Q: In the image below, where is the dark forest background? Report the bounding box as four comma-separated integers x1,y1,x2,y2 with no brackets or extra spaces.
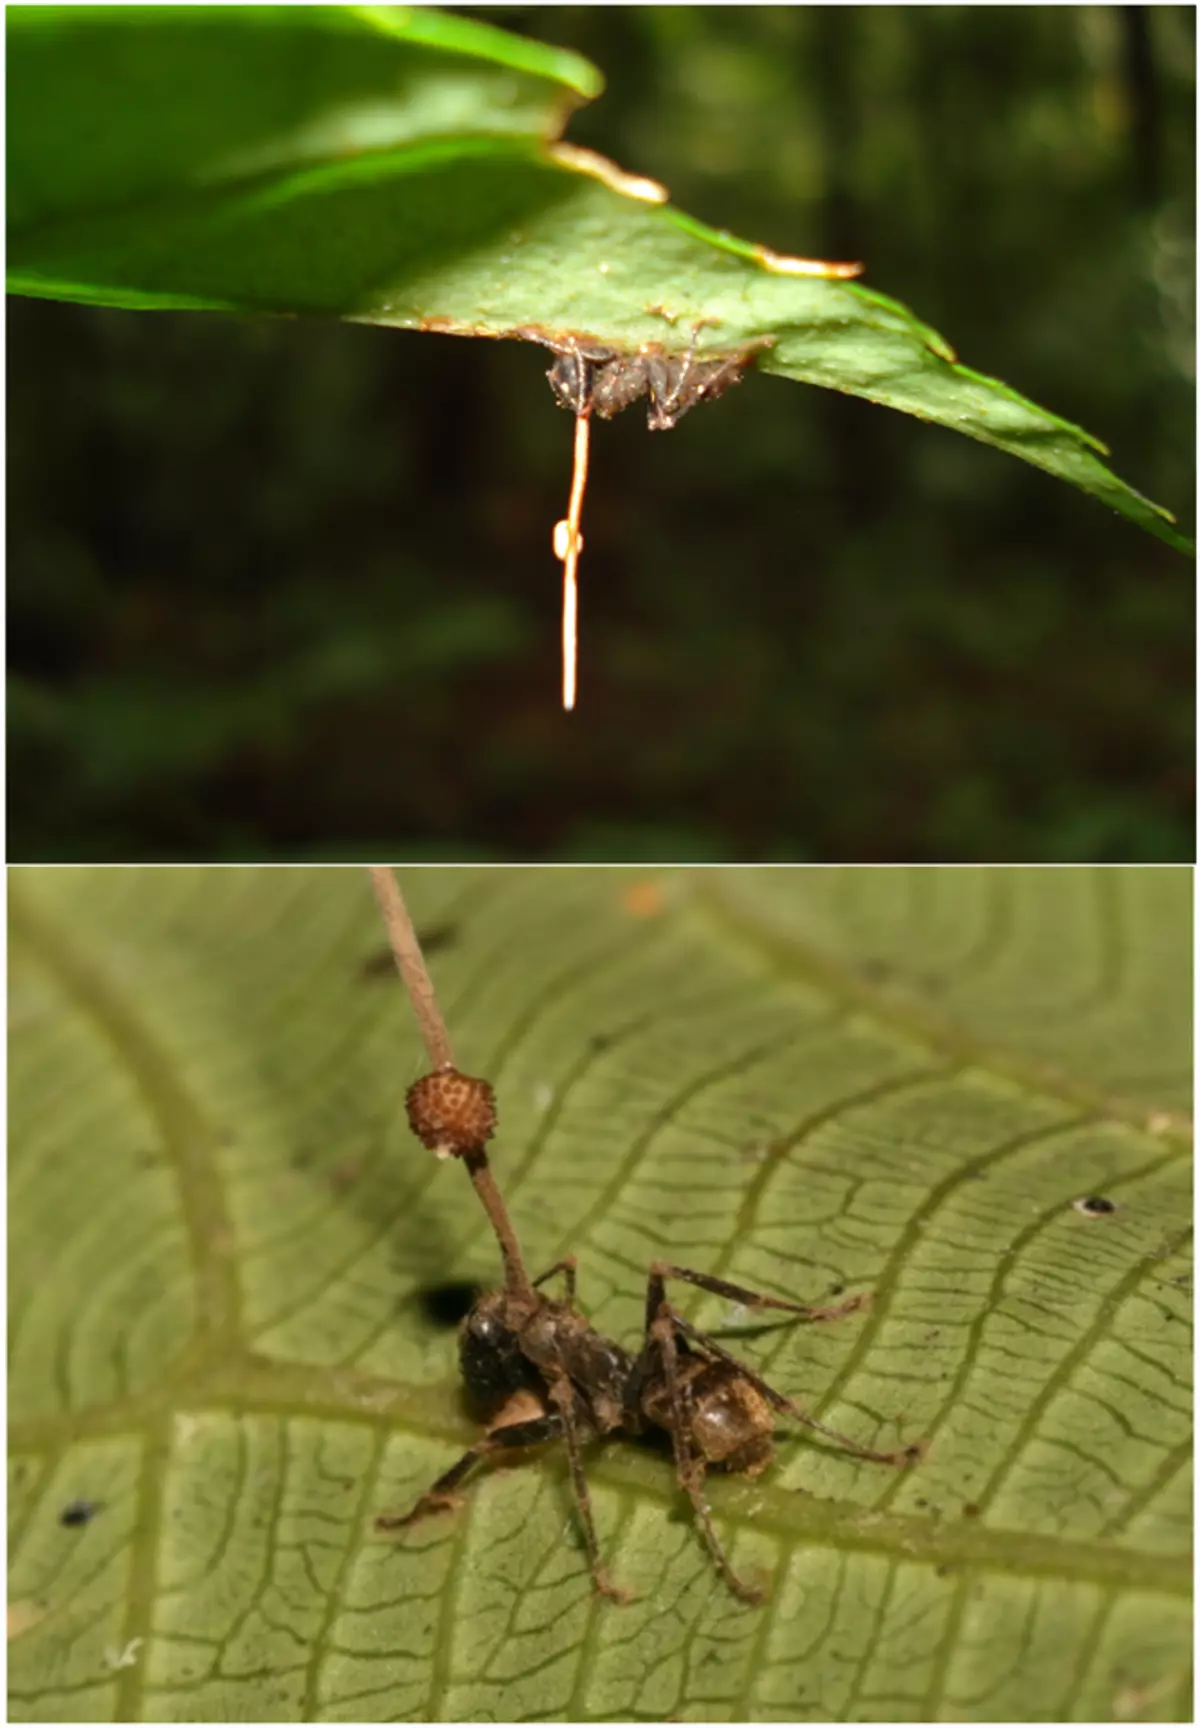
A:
8,6,1195,863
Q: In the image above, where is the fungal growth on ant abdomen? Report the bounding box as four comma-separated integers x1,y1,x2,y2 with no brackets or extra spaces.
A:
367,866,923,1603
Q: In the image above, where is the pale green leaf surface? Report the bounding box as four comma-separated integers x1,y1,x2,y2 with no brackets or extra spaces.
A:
7,866,1192,1722
6,6,1189,553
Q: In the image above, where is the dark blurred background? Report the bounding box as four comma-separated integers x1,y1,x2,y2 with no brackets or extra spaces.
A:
8,6,1195,862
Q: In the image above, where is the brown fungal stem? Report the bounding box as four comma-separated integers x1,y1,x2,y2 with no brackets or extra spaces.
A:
366,866,455,1069
463,1148,534,1300
366,866,534,1300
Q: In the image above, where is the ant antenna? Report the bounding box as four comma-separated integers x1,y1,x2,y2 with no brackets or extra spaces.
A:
552,402,592,711
366,867,535,1301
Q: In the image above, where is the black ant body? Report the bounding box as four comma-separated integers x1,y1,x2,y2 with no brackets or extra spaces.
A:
377,1065,922,1604
542,324,763,431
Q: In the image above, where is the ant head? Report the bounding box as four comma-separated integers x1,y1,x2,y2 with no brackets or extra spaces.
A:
546,340,619,416
459,1289,544,1422
547,349,590,415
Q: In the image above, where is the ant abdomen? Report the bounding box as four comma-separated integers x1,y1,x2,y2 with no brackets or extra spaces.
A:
688,1365,775,1476
643,1357,775,1477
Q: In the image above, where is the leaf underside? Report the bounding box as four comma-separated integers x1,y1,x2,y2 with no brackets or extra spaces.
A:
6,6,1191,554
8,865,1192,1723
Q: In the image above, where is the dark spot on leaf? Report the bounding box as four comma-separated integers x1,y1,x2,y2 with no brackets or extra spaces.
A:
588,1032,614,1052
361,925,460,980
962,1502,982,1518
828,1284,845,1297
328,1157,365,1193
60,1499,101,1528
418,924,460,956
419,1281,482,1328
857,957,893,983
936,1563,954,1577
1073,1195,1118,1217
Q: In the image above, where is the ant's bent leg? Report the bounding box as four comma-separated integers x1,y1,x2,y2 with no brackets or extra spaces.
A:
546,1379,632,1604
375,1413,562,1532
651,1261,870,1324
533,1256,578,1303
652,1311,764,1605
667,1310,924,1468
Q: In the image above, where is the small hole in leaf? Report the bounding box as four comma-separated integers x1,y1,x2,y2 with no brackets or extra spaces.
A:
60,1500,101,1529
1073,1195,1119,1218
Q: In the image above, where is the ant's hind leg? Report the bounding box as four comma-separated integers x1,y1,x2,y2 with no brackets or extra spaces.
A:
651,1311,764,1604
375,1413,562,1532
651,1261,869,1325
667,1308,923,1468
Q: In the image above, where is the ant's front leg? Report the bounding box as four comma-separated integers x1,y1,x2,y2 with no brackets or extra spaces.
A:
375,1412,562,1533
651,1262,871,1326
645,324,705,430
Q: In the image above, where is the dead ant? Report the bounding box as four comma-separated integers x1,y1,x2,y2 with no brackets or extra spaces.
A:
542,324,766,431
377,1064,922,1604
521,321,772,707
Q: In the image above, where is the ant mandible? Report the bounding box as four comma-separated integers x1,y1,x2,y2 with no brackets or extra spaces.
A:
375,1064,923,1605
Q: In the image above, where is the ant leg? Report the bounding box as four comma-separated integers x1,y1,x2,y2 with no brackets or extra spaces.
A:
546,1377,633,1604
652,1261,870,1325
666,1308,922,1468
689,352,746,409
533,1255,578,1302
651,1310,764,1605
675,322,702,392
643,355,675,430
375,1413,562,1532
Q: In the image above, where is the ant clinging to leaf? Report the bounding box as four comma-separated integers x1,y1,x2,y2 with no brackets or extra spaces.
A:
368,868,923,1604
529,241,863,714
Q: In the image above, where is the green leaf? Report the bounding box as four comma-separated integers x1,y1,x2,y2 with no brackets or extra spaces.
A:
8,866,1191,1723
6,6,1190,555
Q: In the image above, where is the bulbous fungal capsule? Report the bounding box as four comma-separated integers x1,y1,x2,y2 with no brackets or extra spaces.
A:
406,1067,497,1158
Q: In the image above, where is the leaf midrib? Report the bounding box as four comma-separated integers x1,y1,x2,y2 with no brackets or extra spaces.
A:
9,1353,1189,1600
